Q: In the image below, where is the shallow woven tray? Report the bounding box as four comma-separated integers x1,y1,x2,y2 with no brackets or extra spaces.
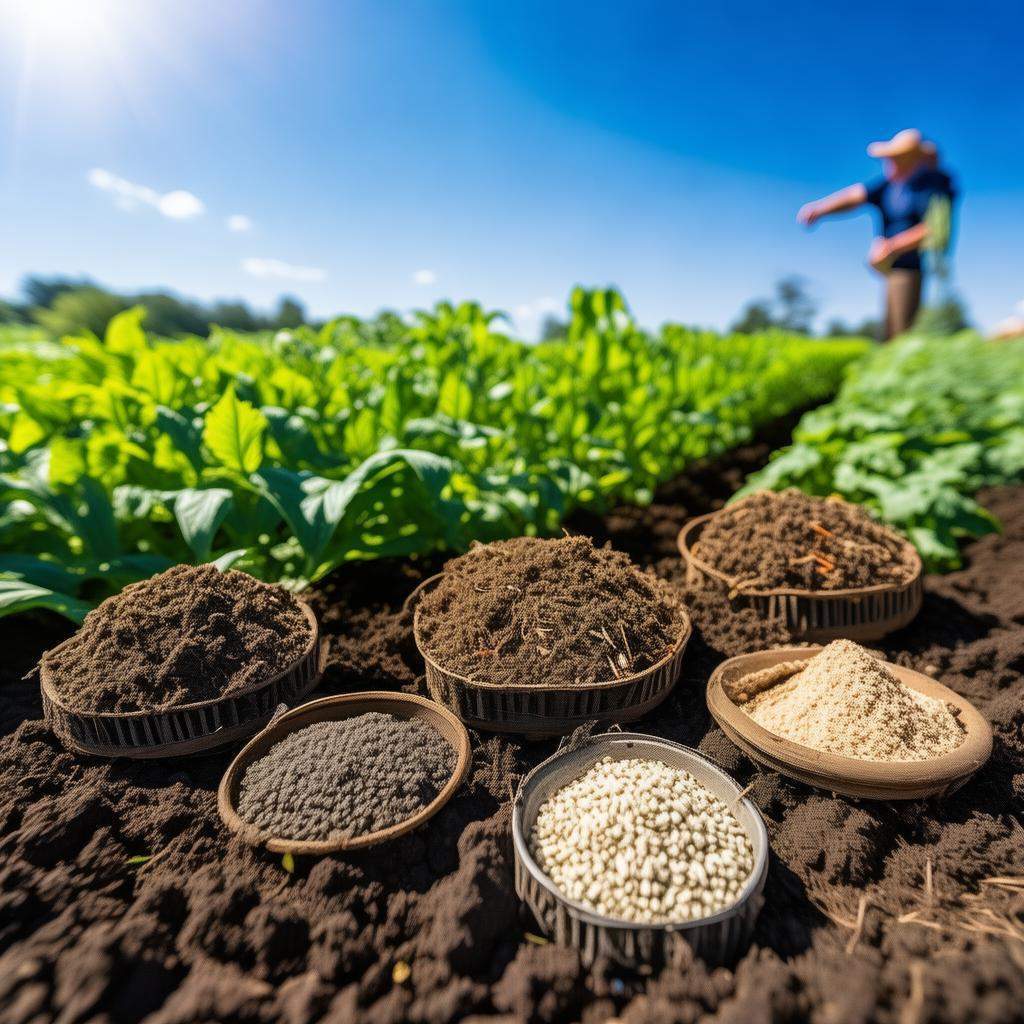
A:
512,733,769,967
707,646,993,800
41,604,324,760
217,690,472,854
677,505,924,643
411,575,692,737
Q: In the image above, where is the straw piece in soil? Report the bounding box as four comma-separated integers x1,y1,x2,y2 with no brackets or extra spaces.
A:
42,564,312,713
692,489,917,591
416,535,687,687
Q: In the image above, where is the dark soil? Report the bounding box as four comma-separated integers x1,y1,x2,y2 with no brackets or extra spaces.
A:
1,429,1022,1024
236,713,456,843
692,488,917,591
41,564,312,713
416,535,686,687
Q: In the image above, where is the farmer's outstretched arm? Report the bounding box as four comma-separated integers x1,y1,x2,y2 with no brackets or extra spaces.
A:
797,184,868,226
868,222,931,271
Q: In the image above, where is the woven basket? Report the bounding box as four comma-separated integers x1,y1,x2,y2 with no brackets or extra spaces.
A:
412,577,692,737
217,691,472,854
677,507,923,643
512,733,769,967
707,646,993,800
41,604,324,760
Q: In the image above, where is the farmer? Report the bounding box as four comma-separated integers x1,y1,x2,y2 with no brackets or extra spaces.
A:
797,129,956,339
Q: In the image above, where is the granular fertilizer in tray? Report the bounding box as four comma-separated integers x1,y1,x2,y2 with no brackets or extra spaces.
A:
236,712,455,842
530,756,756,924
692,489,917,591
740,639,966,761
416,535,687,687
42,564,311,713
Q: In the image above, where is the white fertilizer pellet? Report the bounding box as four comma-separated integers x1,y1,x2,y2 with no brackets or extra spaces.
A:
529,756,756,924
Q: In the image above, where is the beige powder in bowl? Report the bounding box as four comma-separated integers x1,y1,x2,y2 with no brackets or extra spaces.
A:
742,640,965,762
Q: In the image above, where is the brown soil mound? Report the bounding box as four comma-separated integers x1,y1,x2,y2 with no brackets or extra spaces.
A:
42,564,311,713
1,423,1021,1024
692,489,917,591
416,536,686,687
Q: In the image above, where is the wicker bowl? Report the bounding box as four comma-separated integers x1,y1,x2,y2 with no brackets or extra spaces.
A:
512,732,769,967
707,646,993,800
678,507,923,643
41,604,324,760
217,690,472,855
412,576,692,737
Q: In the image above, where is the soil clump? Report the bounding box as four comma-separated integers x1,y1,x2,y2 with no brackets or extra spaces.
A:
691,489,917,591
42,564,311,713
416,536,686,687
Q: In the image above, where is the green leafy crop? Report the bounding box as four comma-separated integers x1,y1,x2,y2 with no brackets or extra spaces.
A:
0,290,867,619
739,332,1024,569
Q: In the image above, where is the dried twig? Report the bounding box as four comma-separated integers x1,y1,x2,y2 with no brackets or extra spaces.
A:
845,896,868,954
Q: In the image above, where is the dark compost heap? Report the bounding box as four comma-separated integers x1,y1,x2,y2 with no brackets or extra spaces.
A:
416,535,686,687
1,426,1022,1024
42,564,312,713
692,488,918,591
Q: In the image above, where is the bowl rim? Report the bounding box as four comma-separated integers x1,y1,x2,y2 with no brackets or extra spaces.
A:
412,574,693,694
511,732,770,933
677,494,923,600
217,690,472,854
40,602,320,720
707,646,993,789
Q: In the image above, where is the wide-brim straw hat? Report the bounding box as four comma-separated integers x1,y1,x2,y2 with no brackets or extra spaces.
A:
867,128,936,160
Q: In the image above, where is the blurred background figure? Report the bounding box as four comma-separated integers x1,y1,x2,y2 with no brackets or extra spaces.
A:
797,129,957,339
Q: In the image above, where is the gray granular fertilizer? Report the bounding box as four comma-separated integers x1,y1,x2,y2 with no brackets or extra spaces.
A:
236,712,457,842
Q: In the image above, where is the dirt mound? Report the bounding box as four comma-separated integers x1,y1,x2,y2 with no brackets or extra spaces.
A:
692,489,917,591
1,431,1021,1023
416,536,686,687
41,564,311,713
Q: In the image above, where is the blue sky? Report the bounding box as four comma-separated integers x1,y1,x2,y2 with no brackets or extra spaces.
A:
1,0,1021,335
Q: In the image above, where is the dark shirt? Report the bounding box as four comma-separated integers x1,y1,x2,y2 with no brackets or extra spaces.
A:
862,166,956,271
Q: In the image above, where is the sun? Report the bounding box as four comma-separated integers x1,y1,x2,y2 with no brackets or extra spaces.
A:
6,0,127,51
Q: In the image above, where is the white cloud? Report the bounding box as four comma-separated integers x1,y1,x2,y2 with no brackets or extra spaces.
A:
227,214,253,233
87,168,205,220
241,257,326,283
412,268,437,286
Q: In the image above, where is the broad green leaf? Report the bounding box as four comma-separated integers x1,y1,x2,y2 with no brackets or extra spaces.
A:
204,387,267,474
0,580,92,623
174,488,234,560
105,306,147,354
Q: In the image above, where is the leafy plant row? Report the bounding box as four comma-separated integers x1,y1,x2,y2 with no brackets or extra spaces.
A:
739,332,1024,569
0,289,867,620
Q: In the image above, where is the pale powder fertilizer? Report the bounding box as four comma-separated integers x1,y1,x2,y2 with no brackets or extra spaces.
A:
742,639,965,761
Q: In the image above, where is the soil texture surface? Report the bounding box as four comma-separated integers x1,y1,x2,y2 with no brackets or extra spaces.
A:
41,564,311,713
691,488,917,591
1,431,1022,1024
415,535,686,687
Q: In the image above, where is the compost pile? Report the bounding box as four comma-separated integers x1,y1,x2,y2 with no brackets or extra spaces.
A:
692,488,917,591
1,438,1023,1024
236,713,455,842
416,535,686,686
41,564,311,713
740,639,966,761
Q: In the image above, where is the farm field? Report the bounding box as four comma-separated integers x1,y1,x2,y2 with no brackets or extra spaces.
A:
2,300,1024,1024
1,421,1022,1024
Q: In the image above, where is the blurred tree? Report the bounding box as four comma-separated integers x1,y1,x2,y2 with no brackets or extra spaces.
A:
0,299,28,323
731,278,817,334
913,295,972,335
208,301,262,332
32,286,128,338
134,292,209,336
539,315,567,340
21,274,93,309
825,317,882,341
274,296,306,329
731,300,775,334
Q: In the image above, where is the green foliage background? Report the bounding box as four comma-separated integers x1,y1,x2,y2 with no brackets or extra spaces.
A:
740,332,1024,568
0,288,866,620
